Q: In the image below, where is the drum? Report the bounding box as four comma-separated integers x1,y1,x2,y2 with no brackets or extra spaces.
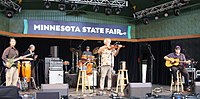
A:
81,55,87,60
18,61,22,77
87,55,96,62
120,61,126,70
18,61,26,78
22,61,31,83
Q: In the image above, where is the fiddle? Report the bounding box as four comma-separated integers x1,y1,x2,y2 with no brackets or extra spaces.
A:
108,44,125,50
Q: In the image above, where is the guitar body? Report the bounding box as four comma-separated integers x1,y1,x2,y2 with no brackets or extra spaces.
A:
7,59,16,68
165,58,180,67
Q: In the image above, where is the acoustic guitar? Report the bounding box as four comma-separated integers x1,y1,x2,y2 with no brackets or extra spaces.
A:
165,58,190,67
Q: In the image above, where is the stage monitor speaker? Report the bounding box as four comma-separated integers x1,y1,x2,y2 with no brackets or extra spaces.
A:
50,46,58,57
36,92,59,99
0,86,20,99
41,84,68,98
124,83,152,98
194,82,200,94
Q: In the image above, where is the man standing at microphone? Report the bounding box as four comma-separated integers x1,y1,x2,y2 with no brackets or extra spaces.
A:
98,38,122,94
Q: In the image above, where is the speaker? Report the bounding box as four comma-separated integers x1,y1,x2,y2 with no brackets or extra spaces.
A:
41,84,68,98
50,46,58,57
194,82,200,94
0,86,20,99
124,83,152,98
36,92,59,99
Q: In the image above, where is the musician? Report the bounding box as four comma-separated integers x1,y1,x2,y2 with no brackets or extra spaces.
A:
82,46,92,56
1,38,22,86
98,38,122,92
164,46,191,92
79,46,93,70
23,44,37,88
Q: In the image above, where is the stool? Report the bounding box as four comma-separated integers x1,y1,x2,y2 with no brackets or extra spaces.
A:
170,70,184,92
76,70,90,94
116,69,129,93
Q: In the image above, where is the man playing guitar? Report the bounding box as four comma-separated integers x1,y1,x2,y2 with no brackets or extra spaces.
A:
2,38,23,86
164,46,191,92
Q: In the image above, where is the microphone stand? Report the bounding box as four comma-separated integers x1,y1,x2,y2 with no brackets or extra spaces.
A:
147,44,155,84
75,40,86,73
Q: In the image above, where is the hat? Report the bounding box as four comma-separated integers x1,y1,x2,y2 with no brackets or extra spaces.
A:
175,46,181,50
86,46,90,49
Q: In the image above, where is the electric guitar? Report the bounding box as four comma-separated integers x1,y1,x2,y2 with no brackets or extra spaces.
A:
165,58,191,67
3,52,34,68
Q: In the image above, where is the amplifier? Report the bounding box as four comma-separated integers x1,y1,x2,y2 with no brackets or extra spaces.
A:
41,84,68,98
45,57,62,84
49,71,63,84
196,70,200,78
49,67,63,71
45,57,60,64
50,60,63,67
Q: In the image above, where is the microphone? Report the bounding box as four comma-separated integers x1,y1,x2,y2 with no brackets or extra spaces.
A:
114,42,120,44
146,44,151,47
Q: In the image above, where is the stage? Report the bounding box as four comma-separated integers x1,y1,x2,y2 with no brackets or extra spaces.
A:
65,73,118,88
19,84,195,99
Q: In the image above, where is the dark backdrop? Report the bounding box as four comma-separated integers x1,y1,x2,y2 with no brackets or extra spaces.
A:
0,35,199,86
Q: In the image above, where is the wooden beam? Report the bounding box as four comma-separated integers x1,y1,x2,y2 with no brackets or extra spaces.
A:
0,30,200,42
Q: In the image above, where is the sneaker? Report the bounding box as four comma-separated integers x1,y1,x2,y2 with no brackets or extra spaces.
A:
97,89,104,96
106,89,111,91
186,88,191,92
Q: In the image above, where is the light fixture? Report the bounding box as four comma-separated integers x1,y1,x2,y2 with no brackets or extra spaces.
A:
143,18,149,25
133,0,189,19
180,0,190,3
133,13,137,19
44,1,51,9
93,5,99,12
58,4,66,11
105,3,112,15
163,12,168,17
115,7,121,15
71,4,77,10
105,8,112,15
154,15,159,20
5,10,14,18
174,8,180,16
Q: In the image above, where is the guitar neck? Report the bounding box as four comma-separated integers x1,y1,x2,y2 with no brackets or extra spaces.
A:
13,53,33,62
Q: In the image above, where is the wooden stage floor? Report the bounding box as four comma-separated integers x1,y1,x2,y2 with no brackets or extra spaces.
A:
19,84,194,99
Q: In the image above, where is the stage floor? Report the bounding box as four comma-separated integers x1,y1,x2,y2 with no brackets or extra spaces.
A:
19,84,193,99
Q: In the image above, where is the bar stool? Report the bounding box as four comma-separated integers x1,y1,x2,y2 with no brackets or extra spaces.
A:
116,69,129,93
76,70,91,94
170,69,184,92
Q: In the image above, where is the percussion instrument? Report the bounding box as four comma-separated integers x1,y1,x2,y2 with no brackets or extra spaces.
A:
87,55,96,62
92,47,99,54
63,61,70,65
22,61,31,83
120,61,126,70
18,61,22,77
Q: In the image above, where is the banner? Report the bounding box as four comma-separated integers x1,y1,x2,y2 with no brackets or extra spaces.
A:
24,19,131,39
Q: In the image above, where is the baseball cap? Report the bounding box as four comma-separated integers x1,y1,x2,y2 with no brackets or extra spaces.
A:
175,46,181,50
